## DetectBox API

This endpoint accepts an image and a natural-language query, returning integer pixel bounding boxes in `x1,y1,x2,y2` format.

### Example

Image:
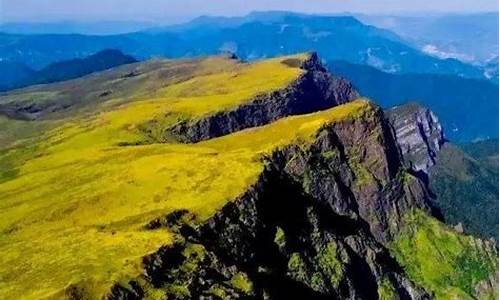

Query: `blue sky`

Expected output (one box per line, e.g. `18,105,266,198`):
1,0,498,23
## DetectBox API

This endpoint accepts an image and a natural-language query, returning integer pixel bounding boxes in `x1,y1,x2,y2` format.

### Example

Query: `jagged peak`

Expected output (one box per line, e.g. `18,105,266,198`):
299,51,327,72
275,52,326,72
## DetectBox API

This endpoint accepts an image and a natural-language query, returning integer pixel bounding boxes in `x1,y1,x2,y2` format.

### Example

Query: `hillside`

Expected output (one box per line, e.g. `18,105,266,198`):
0,54,497,300
0,49,137,91
0,12,486,80
329,60,499,142
461,139,499,172
429,143,498,240
0,61,35,91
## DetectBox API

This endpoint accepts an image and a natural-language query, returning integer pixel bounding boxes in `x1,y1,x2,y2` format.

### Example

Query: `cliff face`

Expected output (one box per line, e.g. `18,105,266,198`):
138,105,433,300
168,53,359,143
387,103,498,240
104,60,498,300
127,107,497,300
386,103,444,175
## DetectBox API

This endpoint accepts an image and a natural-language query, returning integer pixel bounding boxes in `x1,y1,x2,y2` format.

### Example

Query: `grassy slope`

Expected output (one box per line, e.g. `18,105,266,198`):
0,53,370,299
0,54,306,121
1,53,496,300
391,210,498,300
429,143,498,239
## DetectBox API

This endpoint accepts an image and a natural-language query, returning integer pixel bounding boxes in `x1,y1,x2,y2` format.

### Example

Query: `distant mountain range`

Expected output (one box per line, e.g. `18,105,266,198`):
358,12,499,65
0,49,136,91
0,61,35,91
329,60,499,142
0,12,488,80
0,11,497,142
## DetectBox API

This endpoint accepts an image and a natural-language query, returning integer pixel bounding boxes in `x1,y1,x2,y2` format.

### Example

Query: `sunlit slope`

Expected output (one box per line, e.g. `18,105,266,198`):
0,53,306,146
0,52,368,299
392,210,498,300
0,54,306,186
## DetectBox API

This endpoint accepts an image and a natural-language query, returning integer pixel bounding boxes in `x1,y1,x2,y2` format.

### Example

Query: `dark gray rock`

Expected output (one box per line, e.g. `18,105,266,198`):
168,52,359,143
106,281,143,300
142,103,433,299
386,103,444,174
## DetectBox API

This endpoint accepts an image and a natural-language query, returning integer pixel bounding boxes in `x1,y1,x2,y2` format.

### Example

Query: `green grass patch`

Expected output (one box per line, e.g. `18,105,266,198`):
229,272,253,295
286,241,346,292
390,209,498,300
315,242,344,288
378,278,397,300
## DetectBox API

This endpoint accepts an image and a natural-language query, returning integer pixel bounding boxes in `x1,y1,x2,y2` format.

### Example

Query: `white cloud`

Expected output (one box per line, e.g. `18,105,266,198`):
422,44,475,62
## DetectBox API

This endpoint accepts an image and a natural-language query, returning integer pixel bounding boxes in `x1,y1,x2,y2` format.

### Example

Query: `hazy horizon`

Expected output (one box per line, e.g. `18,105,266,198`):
1,10,499,24
1,0,498,23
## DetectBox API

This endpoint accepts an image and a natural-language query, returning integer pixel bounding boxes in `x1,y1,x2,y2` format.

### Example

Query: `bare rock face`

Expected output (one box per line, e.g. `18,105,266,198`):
386,103,444,175
108,57,495,300
168,52,359,143
139,104,433,300
110,102,498,300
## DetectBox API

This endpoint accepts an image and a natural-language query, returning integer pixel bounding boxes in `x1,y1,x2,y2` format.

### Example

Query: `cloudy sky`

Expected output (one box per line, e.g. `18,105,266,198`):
1,0,498,23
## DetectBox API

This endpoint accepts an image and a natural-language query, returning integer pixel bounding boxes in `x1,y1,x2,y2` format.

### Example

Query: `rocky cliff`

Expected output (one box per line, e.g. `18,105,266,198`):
112,101,497,300
386,103,444,175
133,103,434,300
387,103,498,240
168,53,359,143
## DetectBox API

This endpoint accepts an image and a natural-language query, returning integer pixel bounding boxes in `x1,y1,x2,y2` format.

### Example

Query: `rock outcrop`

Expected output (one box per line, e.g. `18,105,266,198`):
168,53,359,143
134,104,437,300
386,103,444,175
387,103,499,241
117,71,497,300
101,56,497,300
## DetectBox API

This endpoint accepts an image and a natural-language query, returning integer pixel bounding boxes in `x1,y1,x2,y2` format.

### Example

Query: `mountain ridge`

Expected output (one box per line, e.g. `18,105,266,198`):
0,12,487,80
0,53,496,300
0,49,137,91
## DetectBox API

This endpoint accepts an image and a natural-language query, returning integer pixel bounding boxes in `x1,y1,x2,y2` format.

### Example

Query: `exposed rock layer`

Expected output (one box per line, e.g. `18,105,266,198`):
388,103,499,240
386,103,444,175
118,105,437,300
104,60,496,300
168,53,359,143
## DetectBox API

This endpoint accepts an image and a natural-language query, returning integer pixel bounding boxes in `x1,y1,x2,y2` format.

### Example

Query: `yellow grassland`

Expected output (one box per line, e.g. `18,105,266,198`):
0,53,371,299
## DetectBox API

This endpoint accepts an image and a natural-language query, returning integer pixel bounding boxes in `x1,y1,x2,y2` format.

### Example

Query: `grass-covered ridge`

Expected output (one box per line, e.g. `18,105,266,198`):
0,53,306,147
0,52,371,299
391,209,498,300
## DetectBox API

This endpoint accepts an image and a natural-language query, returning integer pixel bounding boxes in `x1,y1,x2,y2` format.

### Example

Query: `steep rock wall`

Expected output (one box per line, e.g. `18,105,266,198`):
386,103,444,175
168,53,359,143
131,104,434,300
